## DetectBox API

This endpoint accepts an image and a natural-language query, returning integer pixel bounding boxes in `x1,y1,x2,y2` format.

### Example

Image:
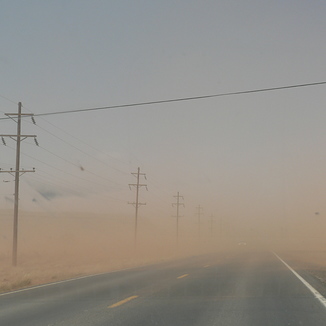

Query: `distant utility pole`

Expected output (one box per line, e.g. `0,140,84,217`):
128,167,147,247
196,205,203,238
209,214,214,238
172,192,184,246
0,102,37,266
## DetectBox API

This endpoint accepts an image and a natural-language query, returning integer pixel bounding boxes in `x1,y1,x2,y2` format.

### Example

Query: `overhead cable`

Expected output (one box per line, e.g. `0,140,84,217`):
1,81,326,120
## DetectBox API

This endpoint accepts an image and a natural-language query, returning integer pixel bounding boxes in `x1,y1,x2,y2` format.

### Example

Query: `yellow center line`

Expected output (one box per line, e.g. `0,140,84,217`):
108,295,139,308
204,265,210,268
177,274,189,279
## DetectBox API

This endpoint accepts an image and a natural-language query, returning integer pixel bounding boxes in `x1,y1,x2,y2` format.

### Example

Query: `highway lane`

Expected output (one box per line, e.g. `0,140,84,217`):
1,251,326,325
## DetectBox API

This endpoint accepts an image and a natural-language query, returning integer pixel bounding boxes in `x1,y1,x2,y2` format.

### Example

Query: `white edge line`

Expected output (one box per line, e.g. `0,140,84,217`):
273,252,326,309
0,266,136,297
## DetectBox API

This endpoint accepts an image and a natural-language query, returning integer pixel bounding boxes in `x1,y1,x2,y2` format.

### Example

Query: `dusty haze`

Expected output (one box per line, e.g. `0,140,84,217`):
1,207,325,293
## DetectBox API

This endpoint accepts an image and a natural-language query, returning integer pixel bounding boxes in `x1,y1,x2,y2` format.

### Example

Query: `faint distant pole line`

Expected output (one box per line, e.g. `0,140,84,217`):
128,167,147,248
172,192,184,247
196,205,204,239
0,102,37,267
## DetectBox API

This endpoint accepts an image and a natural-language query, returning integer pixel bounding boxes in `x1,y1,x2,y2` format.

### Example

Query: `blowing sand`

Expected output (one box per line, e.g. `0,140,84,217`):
0,209,224,293
1,209,326,293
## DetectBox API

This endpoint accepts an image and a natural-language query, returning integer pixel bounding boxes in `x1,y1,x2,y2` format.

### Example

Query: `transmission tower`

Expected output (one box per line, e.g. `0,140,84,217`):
0,102,37,266
172,192,184,246
128,167,147,247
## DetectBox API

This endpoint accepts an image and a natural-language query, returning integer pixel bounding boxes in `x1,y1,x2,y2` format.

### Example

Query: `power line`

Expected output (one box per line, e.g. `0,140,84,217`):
20,107,131,169
5,143,121,192
2,107,136,191
24,173,85,198
0,94,17,106
25,172,125,203
31,143,125,187
0,81,325,121
23,116,130,176
40,117,130,166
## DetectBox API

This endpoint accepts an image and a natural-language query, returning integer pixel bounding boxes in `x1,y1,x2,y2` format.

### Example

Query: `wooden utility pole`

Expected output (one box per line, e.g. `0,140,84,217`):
196,205,204,239
172,192,184,246
0,102,37,266
128,167,147,247
209,214,214,238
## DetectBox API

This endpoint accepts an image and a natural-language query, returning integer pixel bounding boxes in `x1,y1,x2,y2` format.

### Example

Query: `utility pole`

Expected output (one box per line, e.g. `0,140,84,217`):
128,167,147,247
196,205,203,238
0,102,37,266
209,214,214,238
172,192,184,247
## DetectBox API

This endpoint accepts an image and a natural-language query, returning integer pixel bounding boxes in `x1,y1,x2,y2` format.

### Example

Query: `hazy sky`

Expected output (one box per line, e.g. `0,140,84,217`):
1,1,326,230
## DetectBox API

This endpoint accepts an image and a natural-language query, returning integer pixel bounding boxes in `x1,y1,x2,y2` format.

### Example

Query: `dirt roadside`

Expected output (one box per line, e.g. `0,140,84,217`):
279,250,326,295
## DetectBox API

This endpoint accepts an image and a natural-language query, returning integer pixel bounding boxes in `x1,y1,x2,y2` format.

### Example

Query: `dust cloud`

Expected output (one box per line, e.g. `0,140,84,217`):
0,208,326,292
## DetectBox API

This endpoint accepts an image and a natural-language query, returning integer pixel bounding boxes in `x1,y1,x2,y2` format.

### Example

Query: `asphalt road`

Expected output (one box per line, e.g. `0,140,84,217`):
1,250,326,325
